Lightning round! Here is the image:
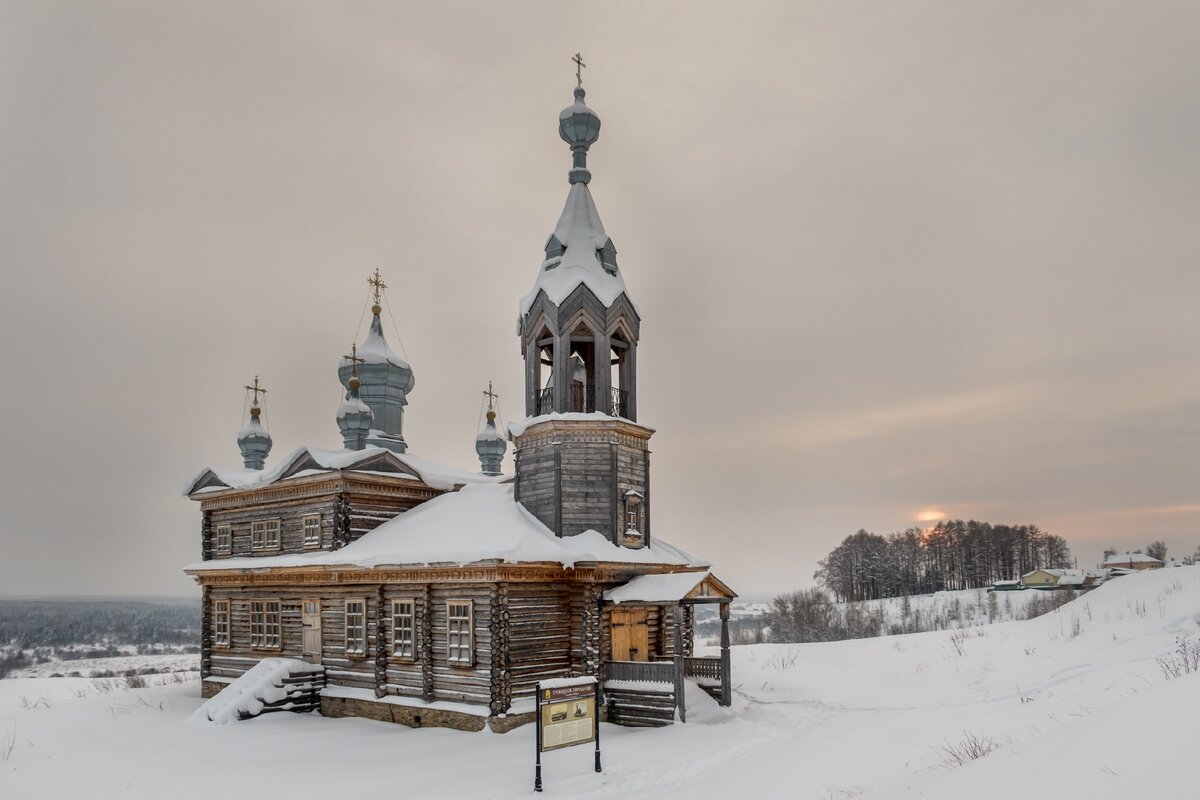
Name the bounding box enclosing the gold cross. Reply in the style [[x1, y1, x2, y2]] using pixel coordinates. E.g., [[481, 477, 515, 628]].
[[244, 376, 267, 406], [482, 381, 499, 411], [343, 343, 366, 378], [573, 53, 586, 88], [367, 269, 388, 305]]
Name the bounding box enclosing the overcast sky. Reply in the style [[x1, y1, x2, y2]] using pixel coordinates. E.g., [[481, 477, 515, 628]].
[[1, 2, 1197, 598]]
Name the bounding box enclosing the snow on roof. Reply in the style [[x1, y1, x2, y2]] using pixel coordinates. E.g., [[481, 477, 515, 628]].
[[1102, 552, 1164, 566], [508, 411, 654, 438], [182, 446, 502, 496], [184, 483, 706, 573], [1057, 573, 1087, 586], [351, 312, 410, 370], [517, 182, 636, 317], [604, 571, 712, 604]]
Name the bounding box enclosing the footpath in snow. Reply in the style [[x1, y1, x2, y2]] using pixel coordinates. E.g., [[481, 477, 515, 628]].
[[1, 567, 1197, 799]]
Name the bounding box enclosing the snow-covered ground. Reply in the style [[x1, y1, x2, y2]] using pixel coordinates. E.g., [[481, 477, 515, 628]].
[[1, 567, 1196, 798], [6, 653, 199, 679]]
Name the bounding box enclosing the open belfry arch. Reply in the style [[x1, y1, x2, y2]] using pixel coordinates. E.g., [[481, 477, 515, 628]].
[[184, 64, 737, 732]]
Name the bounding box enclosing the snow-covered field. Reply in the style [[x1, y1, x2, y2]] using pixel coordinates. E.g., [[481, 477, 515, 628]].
[[1, 567, 1196, 799], [6, 653, 199, 679]]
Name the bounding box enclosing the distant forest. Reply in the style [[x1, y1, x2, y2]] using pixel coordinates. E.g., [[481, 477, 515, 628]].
[[0, 598, 200, 678], [816, 521, 1072, 602]]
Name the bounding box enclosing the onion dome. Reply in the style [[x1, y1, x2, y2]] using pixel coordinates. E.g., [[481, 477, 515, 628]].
[[475, 410, 506, 476], [559, 86, 601, 185], [237, 405, 272, 470], [337, 372, 374, 451], [337, 274, 415, 453]]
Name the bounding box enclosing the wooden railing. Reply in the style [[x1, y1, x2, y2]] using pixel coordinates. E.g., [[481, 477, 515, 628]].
[[605, 659, 675, 684], [683, 656, 723, 683]]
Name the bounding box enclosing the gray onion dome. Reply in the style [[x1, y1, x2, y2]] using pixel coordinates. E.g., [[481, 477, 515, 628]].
[[559, 86, 601, 185], [237, 406, 272, 470]]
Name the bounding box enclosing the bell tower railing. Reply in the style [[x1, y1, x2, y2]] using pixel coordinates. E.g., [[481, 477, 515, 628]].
[[534, 387, 629, 418]]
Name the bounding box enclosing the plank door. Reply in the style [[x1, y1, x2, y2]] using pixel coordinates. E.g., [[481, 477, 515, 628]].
[[301, 599, 322, 661], [611, 608, 649, 661]]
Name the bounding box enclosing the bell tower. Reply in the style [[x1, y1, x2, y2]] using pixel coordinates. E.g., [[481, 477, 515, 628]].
[[512, 74, 653, 548]]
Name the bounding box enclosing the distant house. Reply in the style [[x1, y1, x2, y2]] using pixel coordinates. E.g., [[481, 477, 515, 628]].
[[1021, 568, 1065, 589], [1101, 552, 1164, 571]]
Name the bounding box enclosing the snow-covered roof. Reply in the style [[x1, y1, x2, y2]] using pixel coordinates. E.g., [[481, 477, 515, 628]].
[[184, 483, 707, 573], [1102, 552, 1164, 566], [182, 446, 502, 496], [604, 570, 735, 604], [518, 182, 636, 317], [350, 312, 410, 370]]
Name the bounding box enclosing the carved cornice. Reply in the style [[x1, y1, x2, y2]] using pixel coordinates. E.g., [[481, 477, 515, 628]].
[[513, 420, 653, 451], [197, 474, 438, 512]]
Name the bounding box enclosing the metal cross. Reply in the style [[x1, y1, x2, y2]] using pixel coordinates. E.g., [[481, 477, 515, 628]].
[[343, 343, 366, 378], [367, 269, 388, 305], [573, 53, 586, 87], [482, 381, 499, 411], [244, 376, 267, 406]]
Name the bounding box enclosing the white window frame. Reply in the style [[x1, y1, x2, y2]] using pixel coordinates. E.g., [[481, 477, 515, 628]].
[[446, 600, 474, 666], [250, 599, 281, 649], [302, 514, 322, 548], [251, 519, 281, 551], [215, 525, 232, 555], [391, 599, 416, 660], [624, 496, 642, 532], [345, 598, 367, 656], [213, 599, 230, 647]]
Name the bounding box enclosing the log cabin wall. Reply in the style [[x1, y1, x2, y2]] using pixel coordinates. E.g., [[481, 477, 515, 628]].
[[381, 586, 428, 699], [204, 495, 338, 559], [504, 584, 574, 701], [427, 584, 493, 706]]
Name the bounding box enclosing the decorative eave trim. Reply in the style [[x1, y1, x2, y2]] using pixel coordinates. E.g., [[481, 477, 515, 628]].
[[193, 472, 439, 512]]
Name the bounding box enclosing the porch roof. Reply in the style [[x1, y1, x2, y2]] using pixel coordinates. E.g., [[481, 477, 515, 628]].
[[603, 570, 736, 605]]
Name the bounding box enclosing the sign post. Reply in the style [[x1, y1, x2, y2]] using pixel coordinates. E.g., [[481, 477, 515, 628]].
[[534, 676, 601, 792]]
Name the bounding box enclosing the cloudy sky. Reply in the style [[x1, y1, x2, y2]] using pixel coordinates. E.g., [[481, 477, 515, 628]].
[[2, 2, 1197, 598]]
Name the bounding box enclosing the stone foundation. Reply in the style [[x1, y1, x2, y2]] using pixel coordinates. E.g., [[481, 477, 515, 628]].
[[200, 679, 227, 699]]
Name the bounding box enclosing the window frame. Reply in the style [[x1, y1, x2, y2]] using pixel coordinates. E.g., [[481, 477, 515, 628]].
[[446, 600, 474, 667], [391, 599, 417, 660], [302, 514, 322, 549], [215, 524, 232, 556], [213, 598, 231, 647], [251, 518, 281, 551], [624, 494, 642, 532], [249, 599, 281, 650], [344, 598, 367, 657]]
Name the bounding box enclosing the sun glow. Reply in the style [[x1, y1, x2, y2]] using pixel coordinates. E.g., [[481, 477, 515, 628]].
[[915, 509, 946, 523]]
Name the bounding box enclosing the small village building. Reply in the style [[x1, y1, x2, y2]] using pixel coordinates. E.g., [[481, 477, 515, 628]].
[[184, 81, 736, 731], [1101, 552, 1164, 571], [990, 579, 1023, 592], [1020, 568, 1066, 589]]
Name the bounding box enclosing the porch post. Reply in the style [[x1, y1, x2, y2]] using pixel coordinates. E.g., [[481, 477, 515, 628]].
[[719, 602, 732, 707], [673, 604, 685, 723]]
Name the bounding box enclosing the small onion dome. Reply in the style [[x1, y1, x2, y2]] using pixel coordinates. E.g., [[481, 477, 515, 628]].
[[337, 376, 374, 451], [559, 86, 601, 185], [237, 406, 272, 470], [475, 410, 506, 476]]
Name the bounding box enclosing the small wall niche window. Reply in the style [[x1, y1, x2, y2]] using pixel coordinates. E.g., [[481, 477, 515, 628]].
[[345, 599, 367, 656], [302, 514, 321, 548], [621, 492, 645, 548], [213, 599, 230, 647], [250, 600, 281, 649], [251, 519, 281, 551], [391, 599, 416, 659], [215, 525, 232, 555], [446, 601, 474, 666]]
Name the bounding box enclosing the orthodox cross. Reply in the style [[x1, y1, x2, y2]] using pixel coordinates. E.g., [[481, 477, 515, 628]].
[[343, 343, 366, 378], [573, 53, 586, 87], [482, 381, 499, 411], [368, 269, 388, 305], [244, 376, 267, 407]]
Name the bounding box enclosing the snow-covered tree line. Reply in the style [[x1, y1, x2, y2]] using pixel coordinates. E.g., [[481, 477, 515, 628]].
[[814, 522, 1072, 603]]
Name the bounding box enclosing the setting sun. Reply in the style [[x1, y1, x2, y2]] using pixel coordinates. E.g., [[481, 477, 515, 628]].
[[915, 509, 946, 523]]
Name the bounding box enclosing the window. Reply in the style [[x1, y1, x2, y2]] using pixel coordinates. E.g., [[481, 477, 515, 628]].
[[251, 519, 281, 551], [215, 525, 232, 555], [391, 599, 416, 659], [213, 599, 230, 647], [250, 600, 281, 649], [302, 514, 321, 548], [447, 601, 473, 666], [345, 599, 367, 656], [624, 493, 642, 532]]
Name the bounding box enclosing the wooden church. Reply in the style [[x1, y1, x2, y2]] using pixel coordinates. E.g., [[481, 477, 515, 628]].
[[184, 78, 736, 731]]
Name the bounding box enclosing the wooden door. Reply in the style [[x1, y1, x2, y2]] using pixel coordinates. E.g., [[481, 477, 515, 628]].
[[611, 608, 649, 661], [301, 599, 322, 661]]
